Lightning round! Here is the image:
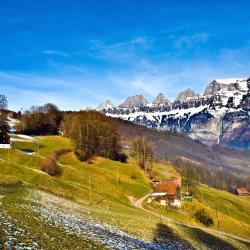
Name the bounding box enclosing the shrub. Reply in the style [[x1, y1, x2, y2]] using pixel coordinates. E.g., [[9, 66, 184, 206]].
[[41, 156, 60, 176], [195, 209, 214, 227], [112, 153, 128, 163], [75, 149, 92, 162], [130, 173, 138, 180]]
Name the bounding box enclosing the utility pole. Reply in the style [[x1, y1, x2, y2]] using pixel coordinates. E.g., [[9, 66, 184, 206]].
[[116, 166, 119, 185], [79, 125, 82, 152], [89, 176, 92, 204], [37, 139, 40, 156], [7, 148, 10, 163], [216, 208, 220, 229]]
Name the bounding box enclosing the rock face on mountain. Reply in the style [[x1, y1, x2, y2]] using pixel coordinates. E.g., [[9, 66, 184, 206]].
[[97, 77, 250, 149], [119, 95, 149, 108]]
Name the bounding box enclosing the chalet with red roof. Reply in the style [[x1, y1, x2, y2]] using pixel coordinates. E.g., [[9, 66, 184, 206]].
[[154, 179, 181, 200], [147, 178, 182, 208]]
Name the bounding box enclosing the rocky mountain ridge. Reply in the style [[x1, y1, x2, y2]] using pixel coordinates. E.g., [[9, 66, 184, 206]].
[[97, 77, 250, 148]]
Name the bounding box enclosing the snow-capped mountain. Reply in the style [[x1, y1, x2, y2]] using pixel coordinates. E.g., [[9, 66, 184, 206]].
[[98, 77, 250, 148]]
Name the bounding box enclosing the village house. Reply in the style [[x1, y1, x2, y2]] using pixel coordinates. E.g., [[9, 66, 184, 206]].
[[147, 178, 182, 208], [235, 188, 249, 196]]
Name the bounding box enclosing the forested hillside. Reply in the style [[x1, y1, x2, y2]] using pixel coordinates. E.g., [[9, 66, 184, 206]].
[[114, 118, 250, 191]]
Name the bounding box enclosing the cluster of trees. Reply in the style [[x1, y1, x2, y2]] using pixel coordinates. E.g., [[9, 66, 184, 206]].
[[14, 104, 124, 162], [16, 103, 62, 135], [131, 136, 154, 178], [173, 158, 250, 192], [60, 111, 121, 161]]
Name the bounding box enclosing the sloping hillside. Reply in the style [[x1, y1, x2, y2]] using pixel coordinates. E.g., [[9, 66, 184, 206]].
[[0, 135, 249, 249]]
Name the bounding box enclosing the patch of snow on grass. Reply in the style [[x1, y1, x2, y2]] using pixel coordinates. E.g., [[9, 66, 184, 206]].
[[25, 190, 191, 250], [0, 210, 38, 249]]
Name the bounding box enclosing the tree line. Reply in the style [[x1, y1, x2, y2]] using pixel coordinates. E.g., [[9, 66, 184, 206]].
[[15, 104, 154, 165]]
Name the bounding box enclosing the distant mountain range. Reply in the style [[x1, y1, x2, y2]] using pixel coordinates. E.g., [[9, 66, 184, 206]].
[[97, 77, 250, 149]]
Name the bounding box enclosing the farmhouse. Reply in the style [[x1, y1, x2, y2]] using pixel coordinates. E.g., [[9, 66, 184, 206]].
[[148, 178, 182, 208], [235, 188, 249, 196]]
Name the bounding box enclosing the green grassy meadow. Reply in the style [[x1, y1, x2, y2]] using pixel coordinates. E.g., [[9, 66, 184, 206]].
[[0, 135, 249, 249]]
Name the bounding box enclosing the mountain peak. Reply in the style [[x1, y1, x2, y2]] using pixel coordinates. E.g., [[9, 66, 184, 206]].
[[119, 95, 149, 108], [97, 100, 114, 110], [153, 93, 171, 106], [175, 88, 199, 102]]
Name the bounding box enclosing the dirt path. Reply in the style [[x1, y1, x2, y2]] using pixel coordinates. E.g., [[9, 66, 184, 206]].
[[129, 193, 250, 244]]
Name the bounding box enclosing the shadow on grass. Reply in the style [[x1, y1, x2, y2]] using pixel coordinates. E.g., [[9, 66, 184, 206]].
[[181, 224, 238, 250], [17, 148, 34, 154], [153, 223, 194, 249]]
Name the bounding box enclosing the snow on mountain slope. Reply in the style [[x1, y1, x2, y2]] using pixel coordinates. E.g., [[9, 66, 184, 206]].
[[98, 77, 250, 148]]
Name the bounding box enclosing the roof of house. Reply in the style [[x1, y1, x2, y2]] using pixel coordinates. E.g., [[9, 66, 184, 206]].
[[236, 188, 249, 195], [154, 181, 178, 196]]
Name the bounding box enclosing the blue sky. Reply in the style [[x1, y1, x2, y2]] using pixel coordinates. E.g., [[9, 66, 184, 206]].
[[0, 0, 250, 111]]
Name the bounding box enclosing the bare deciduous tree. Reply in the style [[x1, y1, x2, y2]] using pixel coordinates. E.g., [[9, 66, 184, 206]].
[[0, 94, 8, 110], [131, 136, 154, 177]]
